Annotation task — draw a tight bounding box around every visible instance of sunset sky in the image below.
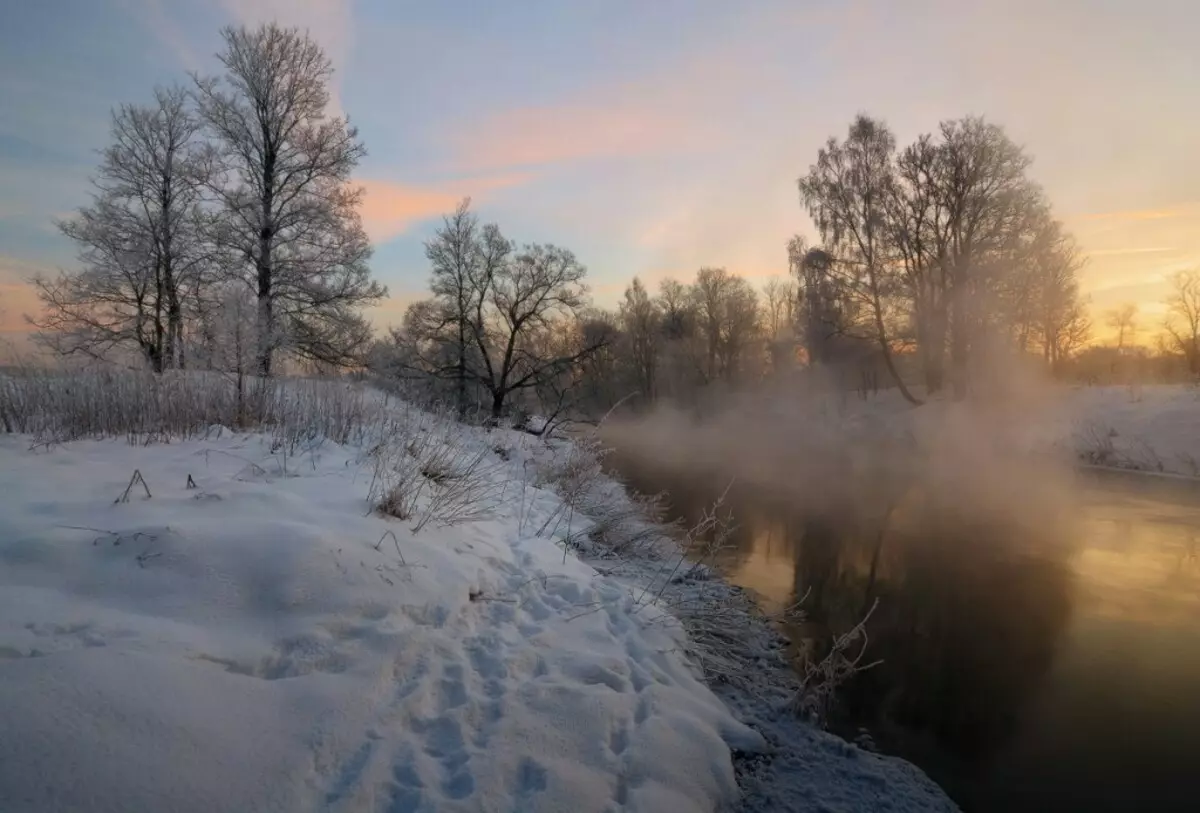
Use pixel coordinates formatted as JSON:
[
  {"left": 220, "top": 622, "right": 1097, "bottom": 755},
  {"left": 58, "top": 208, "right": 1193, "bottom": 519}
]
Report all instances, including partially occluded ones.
[{"left": 2, "top": 0, "right": 1198, "bottom": 347}]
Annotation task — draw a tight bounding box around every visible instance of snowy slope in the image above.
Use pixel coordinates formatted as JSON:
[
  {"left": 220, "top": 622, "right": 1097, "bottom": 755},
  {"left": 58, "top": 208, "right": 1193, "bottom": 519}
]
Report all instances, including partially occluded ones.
[{"left": 0, "top": 430, "right": 761, "bottom": 813}]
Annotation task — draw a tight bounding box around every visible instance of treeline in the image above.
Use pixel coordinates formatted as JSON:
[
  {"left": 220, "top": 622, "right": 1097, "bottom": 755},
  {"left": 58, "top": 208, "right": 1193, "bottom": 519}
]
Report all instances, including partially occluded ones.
[
  {"left": 33, "top": 24, "right": 384, "bottom": 378},
  {"left": 378, "top": 114, "right": 1105, "bottom": 420},
  {"left": 37, "top": 37, "right": 1198, "bottom": 417},
  {"left": 1066, "top": 271, "right": 1200, "bottom": 385}
]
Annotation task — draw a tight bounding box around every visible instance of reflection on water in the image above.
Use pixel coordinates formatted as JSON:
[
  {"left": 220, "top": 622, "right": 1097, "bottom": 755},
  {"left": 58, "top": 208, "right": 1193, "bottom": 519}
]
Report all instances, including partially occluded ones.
[{"left": 611, "top": 461, "right": 1200, "bottom": 813}]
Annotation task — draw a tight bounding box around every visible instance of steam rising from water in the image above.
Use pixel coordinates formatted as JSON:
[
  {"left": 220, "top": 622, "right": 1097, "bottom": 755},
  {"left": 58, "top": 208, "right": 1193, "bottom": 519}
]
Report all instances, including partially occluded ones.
[{"left": 601, "top": 366, "right": 1079, "bottom": 549}]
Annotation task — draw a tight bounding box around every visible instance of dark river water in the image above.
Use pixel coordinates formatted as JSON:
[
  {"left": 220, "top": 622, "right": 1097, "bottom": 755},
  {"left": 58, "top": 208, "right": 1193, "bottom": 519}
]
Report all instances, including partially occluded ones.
[{"left": 610, "top": 459, "right": 1200, "bottom": 813}]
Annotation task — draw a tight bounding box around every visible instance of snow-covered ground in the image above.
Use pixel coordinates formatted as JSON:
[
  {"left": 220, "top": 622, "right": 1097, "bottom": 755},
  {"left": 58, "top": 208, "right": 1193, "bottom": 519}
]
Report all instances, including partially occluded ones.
[
  {"left": 0, "top": 401, "right": 957, "bottom": 812},
  {"left": 1054, "top": 384, "right": 1200, "bottom": 476}
]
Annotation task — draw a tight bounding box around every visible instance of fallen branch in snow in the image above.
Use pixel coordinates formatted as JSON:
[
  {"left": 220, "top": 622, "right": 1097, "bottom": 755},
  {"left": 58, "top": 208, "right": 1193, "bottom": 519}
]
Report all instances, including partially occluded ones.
[{"left": 114, "top": 469, "right": 151, "bottom": 503}]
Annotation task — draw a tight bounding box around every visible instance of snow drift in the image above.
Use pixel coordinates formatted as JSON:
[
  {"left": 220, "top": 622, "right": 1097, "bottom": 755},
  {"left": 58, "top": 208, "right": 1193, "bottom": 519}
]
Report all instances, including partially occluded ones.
[{"left": 0, "top": 429, "right": 761, "bottom": 812}]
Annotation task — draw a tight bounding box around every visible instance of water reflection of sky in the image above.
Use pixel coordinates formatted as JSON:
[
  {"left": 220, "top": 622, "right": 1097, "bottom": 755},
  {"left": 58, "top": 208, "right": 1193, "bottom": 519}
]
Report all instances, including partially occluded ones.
[
  {"left": 1074, "top": 492, "right": 1200, "bottom": 627},
  {"left": 712, "top": 480, "right": 1200, "bottom": 812}
]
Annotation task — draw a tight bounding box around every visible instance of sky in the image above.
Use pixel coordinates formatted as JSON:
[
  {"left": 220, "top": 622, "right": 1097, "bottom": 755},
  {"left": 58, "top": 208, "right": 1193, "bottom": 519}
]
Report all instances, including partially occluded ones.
[{"left": 2, "top": 0, "right": 1198, "bottom": 348}]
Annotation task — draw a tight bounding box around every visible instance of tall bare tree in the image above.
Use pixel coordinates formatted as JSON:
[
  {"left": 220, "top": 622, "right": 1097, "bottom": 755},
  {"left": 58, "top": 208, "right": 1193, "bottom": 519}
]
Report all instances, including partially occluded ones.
[
  {"left": 799, "top": 115, "right": 922, "bottom": 404},
  {"left": 34, "top": 86, "right": 208, "bottom": 371},
  {"left": 1164, "top": 269, "right": 1200, "bottom": 375},
  {"left": 928, "top": 117, "right": 1046, "bottom": 397},
  {"left": 688, "top": 268, "right": 760, "bottom": 382},
  {"left": 1029, "top": 224, "right": 1090, "bottom": 369},
  {"left": 887, "top": 133, "right": 951, "bottom": 392},
  {"left": 423, "top": 199, "right": 512, "bottom": 417},
  {"left": 194, "top": 23, "right": 383, "bottom": 376},
  {"left": 1106, "top": 303, "right": 1138, "bottom": 352},
  {"left": 618, "top": 277, "right": 660, "bottom": 400},
  {"left": 470, "top": 244, "right": 607, "bottom": 418}
]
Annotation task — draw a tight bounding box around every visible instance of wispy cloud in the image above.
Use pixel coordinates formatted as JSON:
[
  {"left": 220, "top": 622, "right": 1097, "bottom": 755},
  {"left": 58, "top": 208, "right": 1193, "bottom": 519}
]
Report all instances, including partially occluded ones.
[
  {"left": 357, "top": 174, "right": 528, "bottom": 244},
  {"left": 449, "top": 105, "right": 701, "bottom": 173},
  {"left": 1084, "top": 247, "right": 1179, "bottom": 258},
  {"left": 1078, "top": 205, "right": 1200, "bottom": 222}
]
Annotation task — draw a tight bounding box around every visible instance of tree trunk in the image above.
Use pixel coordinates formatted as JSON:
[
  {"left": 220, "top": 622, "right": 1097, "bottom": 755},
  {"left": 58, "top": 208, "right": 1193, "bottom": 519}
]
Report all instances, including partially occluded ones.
[
  {"left": 923, "top": 303, "right": 946, "bottom": 394},
  {"left": 949, "top": 290, "right": 970, "bottom": 400},
  {"left": 490, "top": 390, "right": 506, "bottom": 420},
  {"left": 164, "top": 257, "right": 180, "bottom": 370},
  {"left": 257, "top": 150, "right": 275, "bottom": 378},
  {"left": 456, "top": 315, "right": 467, "bottom": 420},
  {"left": 256, "top": 263, "right": 273, "bottom": 377},
  {"left": 868, "top": 266, "right": 922, "bottom": 406}
]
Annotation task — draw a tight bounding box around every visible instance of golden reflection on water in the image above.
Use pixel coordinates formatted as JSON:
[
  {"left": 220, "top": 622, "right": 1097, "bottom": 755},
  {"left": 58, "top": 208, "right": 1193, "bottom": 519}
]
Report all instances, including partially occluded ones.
[
  {"left": 1072, "top": 490, "right": 1200, "bottom": 627},
  {"left": 726, "top": 484, "right": 1200, "bottom": 629}
]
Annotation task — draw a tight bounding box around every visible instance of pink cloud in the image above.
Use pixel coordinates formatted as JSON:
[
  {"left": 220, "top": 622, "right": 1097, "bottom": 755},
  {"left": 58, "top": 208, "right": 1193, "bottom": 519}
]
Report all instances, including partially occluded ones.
[
  {"left": 356, "top": 174, "right": 529, "bottom": 244},
  {"left": 0, "top": 280, "right": 42, "bottom": 334}
]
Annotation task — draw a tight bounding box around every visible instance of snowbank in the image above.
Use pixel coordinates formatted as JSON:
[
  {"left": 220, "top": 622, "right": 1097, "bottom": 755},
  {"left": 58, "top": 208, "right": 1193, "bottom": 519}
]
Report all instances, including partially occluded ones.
[
  {"left": 1053, "top": 384, "right": 1200, "bottom": 476},
  {"left": 0, "top": 429, "right": 760, "bottom": 812}
]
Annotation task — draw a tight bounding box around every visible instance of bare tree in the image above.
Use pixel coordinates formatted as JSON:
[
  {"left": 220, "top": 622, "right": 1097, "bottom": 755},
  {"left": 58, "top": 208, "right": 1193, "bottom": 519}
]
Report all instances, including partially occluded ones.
[
  {"left": 688, "top": 268, "right": 760, "bottom": 383},
  {"left": 1033, "top": 229, "right": 1090, "bottom": 369},
  {"left": 655, "top": 278, "right": 704, "bottom": 399},
  {"left": 33, "top": 86, "right": 209, "bottom": 371},
  {"left": 887, "top": 134, "right": 950, "bottom": 392},
  {"left": 618, "top": 277, "right": 660, "bottom": 400},
  {"left": 799, "top": 115, "right": 922, "bottom": 404},
  {"left": 928, "top": 117, "right": 1046, "bottom": 397},
  {"left": 1164, "top": 269, "right": 1200, "bottom": 375},
  {"left": 1107, "top": 303, "right": 1138, "bottom": 352},
  {"left": 423, "top": 199, "right": 511, "bottom": 417},
  {"left": 193, "top": 23, "right": 383, "bottom": 376},
  {"left": 761, "top": 276, "right": 794, "bottom": 342},
  {"left": 469, "top": 244, "right": 606, "bottom": 419}
]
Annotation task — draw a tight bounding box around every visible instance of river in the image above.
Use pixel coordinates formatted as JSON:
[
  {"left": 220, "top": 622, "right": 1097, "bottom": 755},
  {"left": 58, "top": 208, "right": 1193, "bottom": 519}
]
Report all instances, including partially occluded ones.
[{"left": 609, "top": 457, "right": 1200, "bottom": 812}]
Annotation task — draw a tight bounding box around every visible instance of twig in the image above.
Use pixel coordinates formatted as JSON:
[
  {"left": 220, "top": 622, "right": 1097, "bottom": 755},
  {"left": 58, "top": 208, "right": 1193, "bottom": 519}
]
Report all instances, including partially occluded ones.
[
  {"left": 115, "top": 469, "right": 151, "bottom": 503},
  {"left": 136, "top": 551, "right": 163, "bottom": 568},
  {"left": 373, "top": 530, "right": 406, "bottom": 566}
]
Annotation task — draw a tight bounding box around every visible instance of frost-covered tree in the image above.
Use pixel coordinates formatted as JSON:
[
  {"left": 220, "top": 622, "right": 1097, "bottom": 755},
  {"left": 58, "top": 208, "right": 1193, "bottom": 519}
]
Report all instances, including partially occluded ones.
[
  {"left": 193, "top": 23, "right": 383, "bottom": 375},
  {"left": 34, "top": 86, "right": 209, "bottom": 371},
  {"left": 422, "top": 200, "right": 512, "bottom": 417}
]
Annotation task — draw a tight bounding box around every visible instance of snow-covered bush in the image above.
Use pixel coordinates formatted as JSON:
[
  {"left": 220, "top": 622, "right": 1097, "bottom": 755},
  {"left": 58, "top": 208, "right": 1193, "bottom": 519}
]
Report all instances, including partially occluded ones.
[{"left": 367, "top": 409, "right": 506, "bottom": 531}]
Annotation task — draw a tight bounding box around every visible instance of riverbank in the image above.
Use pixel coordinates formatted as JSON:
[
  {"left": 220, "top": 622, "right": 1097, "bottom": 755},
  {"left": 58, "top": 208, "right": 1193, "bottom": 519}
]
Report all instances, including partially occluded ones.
[
  {"left": 0, "top": 384, "right": 958, "bottom": 812},
  {"left": 590, "top": 381, "right": 1200, "bottom": 812},
  {"left": 533, "top": 432, "right": 959, "bottom": 812}
]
